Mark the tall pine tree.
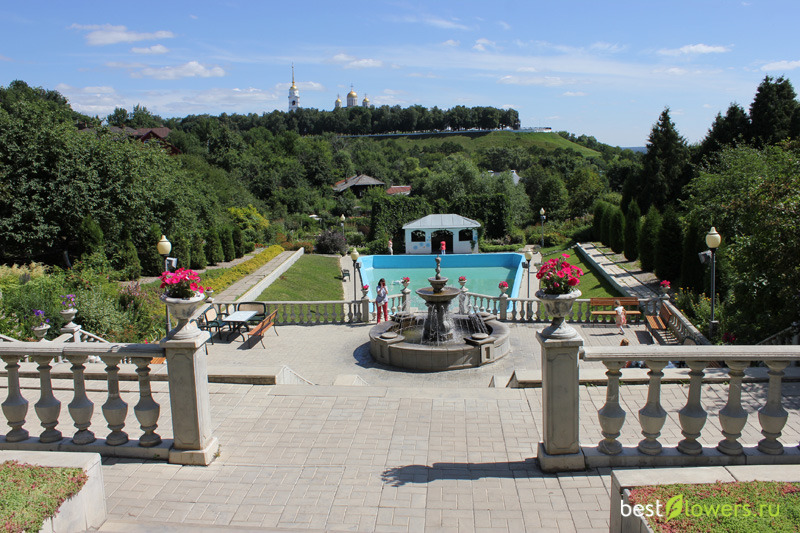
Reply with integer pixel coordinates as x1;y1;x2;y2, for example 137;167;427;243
655;207;683;283
639;206;661;273
749;76;799;147
623;200;641;261
637;108;691;212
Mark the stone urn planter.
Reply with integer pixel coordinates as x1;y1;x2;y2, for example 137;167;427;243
160;294;206;340
536;289;581;339
32;324;50;341
60;308;78;329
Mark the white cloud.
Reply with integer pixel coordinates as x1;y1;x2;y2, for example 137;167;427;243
331;53;356;63
516;66;537;72
105;61;146;69
761;60;800;71
408;72;439;78
383;89;405;95
498;21;511;30
0;54;11;61
498;75;569;86
345;58;383;69
131;44;169;55
590;42;625;53
563;91;587;97
421;16;469;30
473;38;496;52
277;81;325;91
442;39;460;47
133;61;226;80
658;43;731;56
654;67;688;76
70;23;174;46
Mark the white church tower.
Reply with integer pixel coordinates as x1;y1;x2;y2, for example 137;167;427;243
346;85;358;108
288;65;300;112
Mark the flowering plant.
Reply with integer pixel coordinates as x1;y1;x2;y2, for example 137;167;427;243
362;284;369;290
536;254;584;295
60;294;76;309
498;281;509;289
159;268;210;299
401;277;410;283
459;276;467;282
32;309;49;328
660;280;671;289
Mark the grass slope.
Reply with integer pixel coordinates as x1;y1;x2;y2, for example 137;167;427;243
257;254;343;301
375;131;601;158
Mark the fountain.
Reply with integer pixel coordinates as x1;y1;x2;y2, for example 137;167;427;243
369;256;511;371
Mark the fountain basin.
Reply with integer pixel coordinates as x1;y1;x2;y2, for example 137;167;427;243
368;314;511;371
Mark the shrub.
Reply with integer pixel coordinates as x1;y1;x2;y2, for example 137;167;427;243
345;231;365;247
639;206;661;272
232;226;245;258
623;200;641;261
609;207;625;253
190;233;207;270
206;227;224;265
119;240;142;281
655;207;683;282
139;224;164;276
315;229;347;255
221;226;235;262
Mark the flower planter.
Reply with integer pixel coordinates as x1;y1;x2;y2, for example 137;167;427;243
536;289;581;339
60;308;78;329
32;325;50;341
160;294;206;340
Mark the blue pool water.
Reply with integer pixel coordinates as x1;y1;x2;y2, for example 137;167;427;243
359;253;524;309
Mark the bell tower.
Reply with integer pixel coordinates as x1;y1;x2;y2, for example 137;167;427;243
288;64;300;112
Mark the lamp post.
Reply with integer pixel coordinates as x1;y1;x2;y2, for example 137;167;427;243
705;227;721;340
524;249;534;299
340;214;346;241
540;207;546;249
157;235;172;337
350;249;360;302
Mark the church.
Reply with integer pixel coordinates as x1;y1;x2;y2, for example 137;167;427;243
287;67;371;112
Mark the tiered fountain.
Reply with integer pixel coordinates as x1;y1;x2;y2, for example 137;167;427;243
369;256;510;371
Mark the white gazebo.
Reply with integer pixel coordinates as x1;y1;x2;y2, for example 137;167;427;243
402;214;481;254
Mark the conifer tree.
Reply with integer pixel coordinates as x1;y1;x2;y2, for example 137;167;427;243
679;219;706;292
78;214;104;258
190;233;207;270
639;206;661;273
139;224;164;276
655;207;683;283
119;239;141;281
206;227;224;265
221;226;235;262
696;103;749;164
173;233;192;271
623;200;641;261
592;201;608;241
749;75;799;147
609;207;625;254
232;226;245;258
638;108;691;212
600;204;613;247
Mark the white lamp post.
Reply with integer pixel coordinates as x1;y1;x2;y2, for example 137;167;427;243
157;235;172;337
340;214;346;241
540;207;546;249
350;249;360;302
705;227;721;340
524;249;534;299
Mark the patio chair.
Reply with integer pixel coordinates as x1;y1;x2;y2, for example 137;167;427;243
198;305;226;343
236;301;267;326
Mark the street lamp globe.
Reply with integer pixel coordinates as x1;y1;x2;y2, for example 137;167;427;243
524;250;534;262
156;235;171;256
540;207;545;217
350;249;360;262
706;227;721;249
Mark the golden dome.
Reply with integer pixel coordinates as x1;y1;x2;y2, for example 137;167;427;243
347;89;357;98
362;96;370;103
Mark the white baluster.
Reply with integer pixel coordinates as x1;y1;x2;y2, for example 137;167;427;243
33;355;62;443
638;360;668;455
101;356;129;446
677;360;708;455
2;355;29;442
598;360;626;455
133;358;161;447
757;360;789;455
66;355;95;445
717;360;749;455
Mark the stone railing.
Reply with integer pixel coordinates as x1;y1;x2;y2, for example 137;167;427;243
758;323;800;346
535;331;800;472
209;299;370;325
0;332;219;466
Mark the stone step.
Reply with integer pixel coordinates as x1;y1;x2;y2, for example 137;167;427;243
332;374;369;386
488;374;512;387
96;519;311;532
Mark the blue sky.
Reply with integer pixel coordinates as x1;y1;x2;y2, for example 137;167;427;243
2;1;799;146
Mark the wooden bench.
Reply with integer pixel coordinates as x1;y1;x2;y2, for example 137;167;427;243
247;309;278;348
645;301;672;334
589;297;641;322
341;268;350;281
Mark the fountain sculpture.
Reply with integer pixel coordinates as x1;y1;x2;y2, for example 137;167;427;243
369;256;510;371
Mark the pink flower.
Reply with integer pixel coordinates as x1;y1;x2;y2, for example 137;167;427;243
499;281;509;289
362;284;369;290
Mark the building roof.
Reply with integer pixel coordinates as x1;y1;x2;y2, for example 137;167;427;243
332;174;385;192
488;169;521;185
385;185;411;196
402;214;481;230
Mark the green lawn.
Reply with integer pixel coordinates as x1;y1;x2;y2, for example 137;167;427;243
256;254;343;301
540;245;623;299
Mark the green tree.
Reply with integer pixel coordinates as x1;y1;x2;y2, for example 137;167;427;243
190;233;207;270
206;227;224;265
639;206;661;273
139;224;164;276
220;226;235;262
655;207;683;283
592;201;608;241
679;219;706;292
638;108;691;211
77;214;104;259
173;233;192;271
749;76;799;147
232;226;245;258
609;206;625;254
623;200;641;261
119;239;142;281
696;103;749;164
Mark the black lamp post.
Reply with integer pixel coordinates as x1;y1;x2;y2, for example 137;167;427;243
540;207;546;249
524;249;534;299
157;235;172;337
706;227;721;340
350;249;360;302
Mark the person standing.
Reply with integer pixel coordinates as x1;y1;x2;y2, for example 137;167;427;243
375;278;388;323
439;240;446;255
388;239;393;255
614;299;627;335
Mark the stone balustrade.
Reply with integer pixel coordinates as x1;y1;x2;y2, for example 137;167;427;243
0;332;219;465
538;340;800;472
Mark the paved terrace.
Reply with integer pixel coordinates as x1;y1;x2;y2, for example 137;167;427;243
7;248;798;532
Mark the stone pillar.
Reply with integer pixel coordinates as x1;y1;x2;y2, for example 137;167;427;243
361;294;371;324
537;329;585;472
161;330;219;465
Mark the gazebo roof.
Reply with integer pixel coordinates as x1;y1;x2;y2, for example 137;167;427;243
402;214;481;230
331;174;385;192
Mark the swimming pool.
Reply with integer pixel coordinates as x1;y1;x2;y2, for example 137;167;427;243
359;253;524;309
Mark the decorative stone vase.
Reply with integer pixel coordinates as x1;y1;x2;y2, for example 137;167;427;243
361;288;369;299
60;308;78;329
160;293;206;340
499;286;508;296
536;289;581;339
458;279;466;289
401;280;410;290
32;325;50;341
